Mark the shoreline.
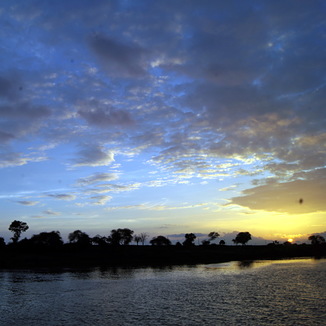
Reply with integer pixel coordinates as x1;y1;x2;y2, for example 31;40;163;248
1;244;325;269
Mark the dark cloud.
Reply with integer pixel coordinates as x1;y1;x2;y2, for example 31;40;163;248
0;102;51;119
73;145;114;167
0;130;15;143
0;76;19;100
47;194;76;201
89;34;148;78
43;209;61;215
16;200;38;206
78;103;134;128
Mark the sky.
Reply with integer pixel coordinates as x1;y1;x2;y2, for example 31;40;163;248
0;0;325;244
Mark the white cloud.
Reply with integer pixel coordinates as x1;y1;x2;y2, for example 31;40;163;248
90;195;112;206
0;151;47;168
77;172;119;186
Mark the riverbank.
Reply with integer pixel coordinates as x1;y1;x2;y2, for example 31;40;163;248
1;244;325;269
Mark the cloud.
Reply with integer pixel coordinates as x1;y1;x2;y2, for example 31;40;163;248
89;34;148;78
106;204;146;211
0;0;325;239
96;183;141;193
16;200;39;206
47;194;76;201
90;195;112;206
73;145;114;167
219;185;238;192
0;73;24;100
0;103;51;144
43;209;61;215
0;151;47;168
106;201;208;212
77;172;119;186
0;101;50;119
78;100;134;128
0;130;15;143
230;169;326;214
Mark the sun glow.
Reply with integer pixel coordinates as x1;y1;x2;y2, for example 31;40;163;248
287;238;294;243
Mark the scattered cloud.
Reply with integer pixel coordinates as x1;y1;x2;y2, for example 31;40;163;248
78;101;134;128
89;34;149;78
77;172;119;186
16;200;39;206
0;1;324;238
73;146;115;167
47;194;77;201
0;151;47;168
43;209;61;216
90;195;112;206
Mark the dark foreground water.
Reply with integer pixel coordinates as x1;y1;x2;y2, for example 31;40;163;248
0;258;325;326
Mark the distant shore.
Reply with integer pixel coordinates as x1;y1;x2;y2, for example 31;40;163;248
1;244;325;269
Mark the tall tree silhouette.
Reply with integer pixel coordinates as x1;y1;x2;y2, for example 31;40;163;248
68;230;91;246
183;233;196;246
109;228;134;245
9;220;29;243
233;232;252;245
134;235;141;245
139;232;148;245
308;234;325;245
31;231;63;248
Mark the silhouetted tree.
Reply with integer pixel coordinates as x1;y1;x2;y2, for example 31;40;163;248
31;231;63;248
9;220;29;243
267;240;280;246
201;240;210;246
308;234;325;245
139;232;148;245
0;237;5;248
92;235;108;246
109;228;134;245
233;232;252;245
68;230;91;246
208;231;220;242
150;235;171;246
183;233;196;246
134;235;141;245
219;240;225;245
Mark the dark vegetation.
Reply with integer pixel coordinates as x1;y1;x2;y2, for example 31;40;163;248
0;221;325;269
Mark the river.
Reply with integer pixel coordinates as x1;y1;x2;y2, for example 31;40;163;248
0;258;325;325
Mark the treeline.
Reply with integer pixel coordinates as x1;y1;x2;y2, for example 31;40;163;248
1;220;251;248
0;220;325;269
1;220;325;249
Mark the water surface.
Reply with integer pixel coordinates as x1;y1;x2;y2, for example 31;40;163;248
0;259;325;325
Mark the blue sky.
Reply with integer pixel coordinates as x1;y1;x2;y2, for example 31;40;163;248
0;0;325;244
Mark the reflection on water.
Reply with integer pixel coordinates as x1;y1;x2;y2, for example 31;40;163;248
0;259;325;326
